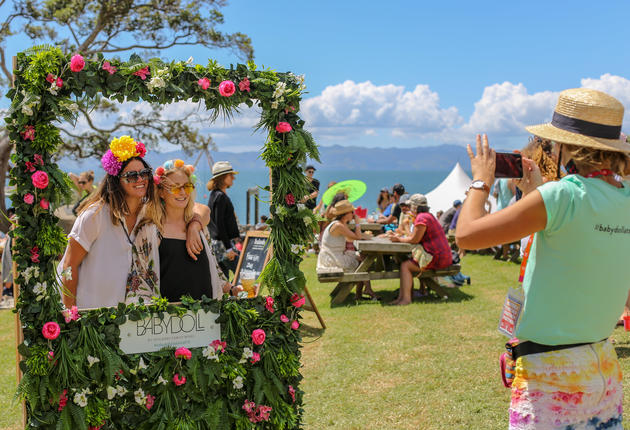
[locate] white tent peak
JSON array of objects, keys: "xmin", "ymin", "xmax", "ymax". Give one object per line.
[{"xmin": 425, "ymin": 163, "xmax": 472, "ymax": 215}]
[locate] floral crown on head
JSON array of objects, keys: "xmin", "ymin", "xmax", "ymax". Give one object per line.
[
  {"xmin": 153, "ymin": 159, "xmax": 197, "ymax": 185},
  {"xmin": 101, "ymin": 136, "xmax": 147, "ymax": 176}
]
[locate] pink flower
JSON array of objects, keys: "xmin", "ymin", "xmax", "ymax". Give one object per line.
[
  {"xmin": 242, "ymin": 399, "xmax": 256, "ymax": 414},
  {"xmin": 280, "ymin": 314, "xmax": 289, "ymax": 323},
  {"xmin": 31, "ymin": 170, "xmax": 49, "ymax": 189},
  {"xmin": 42, "ymin": 322, "xmax": 61, "ymax": 340},
  {"xmin": 288, "ymin": 385, "xmax": 295, "ymax": 403},
  {"xmin": 30, "ymin": 246, "xmax": 40, "ymax": 263},
  {"xmin": 290, "ymin": 293, "xmax": 305, "ymax": 308},
  {"xmin": 145, "ymin": 394, "xmax": 155, "ymax": 410},
  {"xmin": 153, "ymin": 175, "xmax": 161, "ymax": 185},
  {"xmin": 275, "ymin": 122, "xmax": 292, "ymax": 133},
  {"xmin": 255, "ymin": 405, "xmax": 272, "ymax": 422},
  {"xmin": 25, "ymin": 161, "xmax": 36, "ymax": 172},
  {"xmin": 88, "ymin": 424, "xmax": 104, "ymax": 430},
  {"xmin": 265, "ymin": 296, "xmax": 275, "ymax": 313},
  {"xmin": 21, "ymin": 125, "xmax": 35, "ymax": 141},
  {"xmin": 133, "ymin": 66, "xmax": 150, "ymax": 80},
  {"xmin": 135, "ymin": 141, "xmax": 146, "ymax": 158},
  {"xmin": 23, "ymin": 193, "xmax": 34, "ymax": 205},
  {"xmin": 101, "ymin": 150, "xmax": 122, "ymax": 176},
  {"xmin": 102, "ymin": 61, "xmax": 117, "ymax": 75},
  {"xmin": 56, "ymin": 77, "xmax": 63, "ymax": 88},
  {"xmin": 58, "ymin": 389, "xmax": 68, "ymax": 411},
  {"xmin": 198, "ymin": 77, "xmax": 211, "ymax": 90},
  {"xmin": 48, "ymin": 351, "xmax": 55, "ymax": 361},
  {"xmin": 251, "ymin": 329, "xmax": 266, "ymax": 345},
  {"xmin": 46, "ymin": 73, "xmax": 55, "ymax": 83},
  {"xmin": 62, "ymin": 306, "xmax": 79, "ymax": 323},
  {"xmin": 218, "ymin": 80, "xmax": 236, "ymax": 97},
  {"xmin": 70, "ymin": 54, "xmax": 85, "ymax": 72},
  {"xmin": 173, "ymin": 373, "xmax": 186, "ymax": 386},
  {"xmin": 239, "ymin": 77, "xmax": 250, "ymax": 92},
  {"xmin": 285, "ymin": 193, "xmax": 295, "ymax": 206},
  {"xmin": 33, "ymin": 154, "xmax": 44, "ymax": 165},
  {"xmin": 40, "ymin": 198, "xmax": 49, "ymax": 210},
  {"xmin": 251, "ymin": 352, "xmax": 260, "ymax": 364},
  {"xmin": 210, "ymin": 339, "xmax": 227, "ymax": 353},
  {"xmin": 291, "ymin": 320, "xmax": 300, "ymax": 330},
  {"xmin": 175, "ymin": 347, "xmax": 192, "ymax": 360}
]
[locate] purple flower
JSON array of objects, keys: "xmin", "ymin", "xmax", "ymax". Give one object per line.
[{"xmin": 101, "ymin": 150, "xmax": 122, "ymax": 176}]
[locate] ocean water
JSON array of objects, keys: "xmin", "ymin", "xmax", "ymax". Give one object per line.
[{"xmin": 193, "ymin": 169, "xmax": 459, "ymax": 224}]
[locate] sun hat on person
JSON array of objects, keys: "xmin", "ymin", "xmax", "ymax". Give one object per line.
[
  {"xmin": 408, "ymin": 193, "xmax": 428, "ymax": 208},
  {"xmin": 399, "ymin": 194, "xmax": 411, "ymax": 206},
  {"xmin": 331, "ymin": 200, "xmax": 355, "ymax": 216},
  {"xmin": 453, "ymin": 200, "xmax": 462, "ymax": 207},
  {"xmin": 210, "ymin": 161, "xmax": 239, "ymax": 180},
  {"xmin": 525, "ymin": 88, "xmax": 630, "ymax": 153}
]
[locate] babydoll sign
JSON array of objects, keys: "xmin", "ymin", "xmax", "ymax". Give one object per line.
[{"xmin": 119, "ymin": 310, "xmax": 221, "ymax": 354}]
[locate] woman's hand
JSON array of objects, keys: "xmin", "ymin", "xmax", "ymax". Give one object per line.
[
  {"xmin": 390, "ymin": 236, "xmax": 400, "ymax": 242},
  {"xmin": 467, "ymin": 134, "xmax": 496, "ymax": 186},
  {"xmin": 186, "ymin": 220, "xmax": 203, "ymax": 260},
  {"xmin": 515, "ymin": 158, "xmax": 544, "ymax": 196}
]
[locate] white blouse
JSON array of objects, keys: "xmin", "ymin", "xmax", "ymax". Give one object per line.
[{"xmin": 62, "ymin": 203, "xmax": 141, "ymax": 309}]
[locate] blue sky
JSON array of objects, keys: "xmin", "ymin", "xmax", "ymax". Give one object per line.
[{"xmin": 4, "ymin": 0, "xmax": 630, "ymax": 152}]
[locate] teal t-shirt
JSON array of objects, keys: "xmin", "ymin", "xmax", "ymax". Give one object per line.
[{"xmin": 515, "ymin": 175, "xmax": 630, "ymax": 345}]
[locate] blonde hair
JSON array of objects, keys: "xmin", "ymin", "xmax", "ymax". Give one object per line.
[
  {"xmin": 145, "ymin": 163, "xmax": 196, "ymax": 232},
  {"xmin": 563, "ymin": 144, "xmax": 629, "ymax": 176},
  {"xmin": 522, "ymin": 136, "xmax": 560, "ymax": 180}
]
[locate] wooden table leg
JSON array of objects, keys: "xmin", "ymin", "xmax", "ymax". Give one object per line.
[
  {"xmin": 422, "ymin": 277, "xmax": 449, "ymax": 299},
  {"xmin": 329, "ymin": 254, "xmax": 377, "ymax": 304}
]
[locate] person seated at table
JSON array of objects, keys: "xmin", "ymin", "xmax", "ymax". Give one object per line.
[
  {"xmin": 377, "ymin": 183, "xmax": 405, "ymax": 231},
  {"xmin": 390, "ymin": 194, "xmax": 452, "ymax": 305},
  {"xmin": 394, "ymin": 194, "xmax": 412, "ymax": 236},
  {"xmin": 317, "ymin": 200, "xmax": 378, "ymax": 300},
  {"xmin": 377, "ymin": 187, "xmax": 391, "ymax": 213}
]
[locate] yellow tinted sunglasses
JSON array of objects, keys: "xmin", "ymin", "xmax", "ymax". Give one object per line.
[{"xmin": 165, "ymin": 183, "xmax": 195, "ymax": 195}]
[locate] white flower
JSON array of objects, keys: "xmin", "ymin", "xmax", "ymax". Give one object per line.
[
  {"xmin": 185, "ymin": 56, "xmax": 194, "ymax": 65},
  {"xmin": 147, "ymin": 76, "xmax": 166, "ymax": 92},
  {"xmin": 271, "ymin": 101, "xmax": 278, "ymax": 109},
  {"xmin": 233, "ymin": 375, "xmax": 244, "ymax": 389},
  {"xmin": 157, "ymin": 375, "xmax": 169, "ymax": 385},
  {"xmin": 21, "ymin": 104, "xmax": 33, "ymax": 116},
  {"xmin": 134, "ymin": 389, "xmax": 146, "ymax": 405},
  {"xmin": 22, "ymin": 266, "xmax": 40, "ymax": 284},
  {"xmin": 106, "ymin": 386, "xmax": 117, "ymax": 400},
  {"xmin": 138, "ymin": 357, "xmax": 148, "ymax": 370},
  {"xmin": 273, "ymin": 81, "xmax": 287, "ymax": 99},
  {"xmin": 87, "ymin": 355, "xmax": 100, "ymax": 367},
  {"xmin": 202, "ymin": 346, "xmax": 219, "ymax": 361},
  {"xmin": 66, "ymin": 103, "xmax": 79, "ymax": 113},
  {"xmin": 61, "ymin": 267, "xmax": 72, "ymax": 281},
  {"xmin": 297, "ymin": 203, "xmax": 306, "ymax": 211},
  {"xmin": 116, "ymin": 385, "xmax": 127, "ymax": 397},
  {"xmin": 239, "ymin": 347, "xmax": 253, "ymax": 363},
  {"xmin": 32, "ymin": 282, "xmax": 46, "ymax": 298},
  {"xmin": 303, "ymin": 216, "xmax": 312, "ymax": 226},
  {"xmin": 48, "ymin": 86, "xmax": 58, "ymax": 96},
  {"xmin": 73, "ymin": 388, "xmax": 90, "ymax": 407},
  {"xmin": 290, "ymin": 244, "xmax": 301, "ymax": 255}
]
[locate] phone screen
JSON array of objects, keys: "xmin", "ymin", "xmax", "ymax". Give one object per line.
[{"xmin": 495, "ymin": 152, "xmax": 523, "ymax": 178}]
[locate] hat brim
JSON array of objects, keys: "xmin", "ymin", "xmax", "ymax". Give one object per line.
[
  {"xmin": 211, "ymin": 169, "xmax": 239, "ymax": 180},
  {"xmin": 332, "ymin": 205, "xmax": 355, "ymax": 216},
  {"xmin": 525, "ymin": 123, "xmax": 630, "ymax": 153}
]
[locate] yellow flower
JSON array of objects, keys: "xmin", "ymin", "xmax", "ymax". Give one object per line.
[
  {"xmin": 110, "ymin": 136, "xmax": 138, "ymax": 162},
  {"xmin": 174, "ymin": 159, "xmax": 185, "ymax": 168}
]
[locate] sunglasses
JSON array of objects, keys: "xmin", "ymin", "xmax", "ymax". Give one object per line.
[
  {"xmin": 165, "ymin": 183, "xmax": 195, "ymax": 195},
  {"xmin": 120, "ymin": 168, "xmax": 152, "ymax": 183},
  {"xmin": 306, "ymin": 170, "xmax": 314, "ymax": 174},
  {"xmin": 78, "ymin": 181, "xmax": 87, "ymax": 185}
]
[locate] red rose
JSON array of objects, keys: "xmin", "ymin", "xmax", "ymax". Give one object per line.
[
  {"xmin": 290, "ymin": 293, "xmax": 305, "ymax": 308},
  {"xmin": 275, "ymin": 122, "xmax": 292, "ymax": 133},
  {"xmin": 251, "ymin": 328, "xmax": 266, "ymax": 345},
  {"xmin": 175, "ymin": 347, "xmax": 192, "ymax": 360},
  {"xmin": 265, "ymin": 296, "xmax": 275, "ymax": 313},
  {"xmin": 70, "ymin": 54, "xmax": 85, "ymax": 72},
  {"xmin": 218, "ymin": 80, "xmax": 236, "ymax": 97},
  {"xmin": 31, "ymin": 170, "xmax": 49, "ymax": 189},
  {"xmin": 42, "ymin": 322, "xmax": 60, "ymax": 340}
]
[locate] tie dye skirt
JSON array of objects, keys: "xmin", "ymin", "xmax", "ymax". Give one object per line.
[{"xmin": 509, "ymin": 339, "xmax": 623, "ymax": 430}]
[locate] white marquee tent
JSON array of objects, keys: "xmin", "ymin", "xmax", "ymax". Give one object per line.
[{"xmin": 425, "ymin": 163, "xmax": 497, "ymax": 215}]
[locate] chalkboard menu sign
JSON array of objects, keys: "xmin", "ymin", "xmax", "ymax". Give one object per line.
[{"xmin": 234, "ymin": 230, "xmax": 272, "ymax": 286}]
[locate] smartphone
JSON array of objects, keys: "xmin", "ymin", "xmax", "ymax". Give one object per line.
[{"xmin": 495, "ymin": 152, "xmax": 523, "ymax": 178}]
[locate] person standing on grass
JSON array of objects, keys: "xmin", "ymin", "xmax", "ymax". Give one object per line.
[
  {"xmin": 457, "ymin": 88, "xmax": 630, "ymax": 429},
  {"xmin": 302, "ymin": 165, "xmax": 320, "ymax": 211}
]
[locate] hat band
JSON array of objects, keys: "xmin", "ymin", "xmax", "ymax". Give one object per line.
[
  {"xmin": 213, "ymin": 168, "xmax": 233, "ymax": 176},
  {"xmin": 551, "ymin": 111, "xmax": 621, "ymax": 140}
]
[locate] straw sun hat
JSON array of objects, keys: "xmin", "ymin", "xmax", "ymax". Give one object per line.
[
  {"xmin": 526, "ymin": 88, "xmax": 630, "ymax": 153},
  {"xmin": 331, "ymin": 200, "xmax": 355, "ymax": 216}
]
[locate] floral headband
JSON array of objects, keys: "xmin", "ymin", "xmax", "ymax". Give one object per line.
[
  {"xmin": 101, "ymin": 136, "xmax": 147, "ymax": 176},
  {"xmin": 153, "ymin": 159, "xmax": 197, "ymax": 185}
]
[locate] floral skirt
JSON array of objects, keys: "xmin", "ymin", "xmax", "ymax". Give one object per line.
[{"xmin": 509, "ymin": 339, "xmax": 623, "ymax": 429}]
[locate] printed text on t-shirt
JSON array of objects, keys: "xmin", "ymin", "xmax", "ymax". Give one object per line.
[{"xmin": 594, "ymin": 224, "xmax": 630, "ymax": 235}]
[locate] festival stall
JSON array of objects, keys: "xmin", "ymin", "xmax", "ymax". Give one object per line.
[{"xmin": 6, "ymin": 48, "xmax": 317, "ymax": 429}]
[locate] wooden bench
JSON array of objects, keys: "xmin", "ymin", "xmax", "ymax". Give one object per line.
[{"xmin": 416, "ymin": 264, "xmax": 461, "ymax": 298}]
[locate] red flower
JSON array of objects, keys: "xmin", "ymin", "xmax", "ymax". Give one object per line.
[
  {"xmin": 175, "ymin": 347, "xmax": 192, "ymax": 360},
  {"xmin": 135, "ymin": 141, "xmax": 146, "ymax": 158},
  {"xmin": 46, "ymin": 73, "xmax": 55, "ymax": 83},
  {"xmin": 251, "ymin": 352, "xmax": 260, "ymax": 364},
  {"xmin": 56, "ymin": 77, "xmax": 63, "ymax": 88},
  {"xmin": 31, "ymin": 170, "xmax": 49, "ymax": 189},
  {"xmin": 290, "ymin": 293, "xmax": 305, "ymax": 308},
  {"xmin": 265, "ymin": 296, "xmax": 275, "ymax": 313},
  {"xmin": 70, "ymin": 54, "xmax": 85, "ymax": 72},
  {"xmin": 133, "ymin": 66, "xmax": 150, "ymax": 80},
  {"xmin": 25, "ymin": 161, "xmax": 36, "ymax": 172},
  {"xmin": 33, "ymin": 154, "xmax": 44, "ymax": 165},
  {"xmin": 239, "ymin": 77, "xmax": 250, "ymax": 92},
  {"xmin": 291, "ymin": 320, "xmax": 300, "ymax": 330},
  {"xmin": 285, "ymin": 193, "xmax": 295, "ymax": 206},
  {"xmin": 102, "ymin": 61, "xmax": 117, "ymax": 75},
  {"xmin": 21, "ymin": 125, "xmax": 35, "ymax": 141},
  {"xmin": 30, "ymin": 246, "xmax": 40, "ymax": 263},
  {"xmin": 40, "ymin": 198, "xmax": 49, "ymax": 210},
  {"xmin": 210, "ymin": 339, "xmax": 227, "ymax": 353},
  {"xmin": 198, "ymin": 77, "xmax": 211, "ymax": 90},
  {"xmin": 146, "ymin": 394, "xmax": 155, "ymax": 410},
  {"xmin": 251, "ymin": 329, "xmax": 266, "ymax": 345},
  {"xmin": 58, "ymin": 389, "xmax": 68, "ymax": 411},
  {"xmin": 275, "ymin": 122, "xmax": 292, "ymax": 133},
  {"xmin": 42, "ymin": 321, "xmax": 60, "ymax": 340},
  {"xmin": 288, "ymin": 385, "xmax": 296, "ymax": 403},
  {"xmin": 173, "ymin": 373, "xmax": 186, "ymax": 386},
  {"xmin": 218, "ymin": 80, "xmax": 236, "ymax": 97},
  {"xmin": 280, "ymin": 314, "xmax": 289, "ymax": 323}
]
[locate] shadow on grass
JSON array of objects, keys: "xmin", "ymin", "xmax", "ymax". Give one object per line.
[
  {"xmin": 614, "ymin": 345, "xmax": 630, "ymax": 359},
  {"xmin": 329, "ymin": 285, "xmax": 475, "ymax": 308},
  {"xmin": 299, "ymin": 322, "xmax": 325, "ymax": 339}
]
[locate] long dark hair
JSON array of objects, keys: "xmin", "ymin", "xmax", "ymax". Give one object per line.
[{"xmin": 78, "ymin": 157, "xmax": 154, "ymax": 224}]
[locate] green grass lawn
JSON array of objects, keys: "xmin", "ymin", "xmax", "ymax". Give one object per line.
[{"xmin": 2, "ymin": 254, "xmax": 630, "ymax": 429}]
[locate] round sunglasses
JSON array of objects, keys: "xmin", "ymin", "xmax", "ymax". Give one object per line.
[{"xmin": 120, "ymin": 168, "xmax": 152, "ymax": 183}]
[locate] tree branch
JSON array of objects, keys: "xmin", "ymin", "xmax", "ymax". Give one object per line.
[
  {"xmin": 99, "ymin": 34, "xmax": 198, "ymax": 53},
  {"xmin": 0, "ymin": 45, "xmax": 13, "ymax": 84}
]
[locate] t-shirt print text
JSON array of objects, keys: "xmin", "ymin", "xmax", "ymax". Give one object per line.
[{"xmin": 594, "ymin": 224, "xmax": 630, "ymax": 235}]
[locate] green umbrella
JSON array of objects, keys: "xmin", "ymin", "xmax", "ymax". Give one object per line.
[{"xmin": 321, "ymin": 180, "xmax": 367, "ymax": 206}]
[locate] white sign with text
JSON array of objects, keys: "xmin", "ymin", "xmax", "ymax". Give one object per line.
[{"xmin": 119, "ymin": 309, "xmax": 221, "ymax": 354}]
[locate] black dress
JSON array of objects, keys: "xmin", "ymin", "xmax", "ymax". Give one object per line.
[
  {"xmin": 159, "ymin": 238, "xmax": 212, "ymax": 301},
  {"xmin": 208, "ymin": 190, "xmax": 240, "ymax": 249}
]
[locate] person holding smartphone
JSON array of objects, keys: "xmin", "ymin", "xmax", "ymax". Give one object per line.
[{"xmin": 457, "ymin": 88, "xmax": 630, "ymax": 429}]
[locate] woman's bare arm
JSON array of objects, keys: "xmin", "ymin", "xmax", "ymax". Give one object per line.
[
  {"xmin": 61, "ymin": 238, "xmax": 88, "ymax": 308},
  {"xmin": 390, "ymin": 225, "xmax": 425, "ymax": 244}
]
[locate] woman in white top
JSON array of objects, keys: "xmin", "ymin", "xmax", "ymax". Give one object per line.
[
  {"xmin": 316, "ymin": 200, "xmax": 377, "ymax": 300},
  {"xmin": 60, "ymin": 137, "xmax": 209, "ymax": 309}
]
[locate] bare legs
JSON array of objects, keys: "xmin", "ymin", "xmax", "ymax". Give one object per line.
[
  {"xmin": 391, "ymin": 259, "xmax": 421, "ymax": 305},
  {"xmin": 355, "ymin": 281, "xmax": 377, "ymax": 300}
]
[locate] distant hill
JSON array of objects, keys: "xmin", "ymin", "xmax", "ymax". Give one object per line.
[{"xmin": 58, "ymin": 144, "xmax": 471, "ymax": 173}]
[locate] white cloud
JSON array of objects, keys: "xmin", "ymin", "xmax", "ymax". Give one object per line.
[{"xmin": 580, "ymin": 74, "xmax": 630, "ymax": 126}]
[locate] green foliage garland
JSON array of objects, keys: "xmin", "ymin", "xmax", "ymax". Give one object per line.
[{"xmin": 5, "ymin": 46, "xmax": 319, "ymax": 429}]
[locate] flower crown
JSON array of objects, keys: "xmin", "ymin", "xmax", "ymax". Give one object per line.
[
  {"xmin": 101, "ymin": 136, "xmax": 147, "ymax": 176},
  {"xmin": 153, "ymin": 159, "xmax": 197, "ymax": 185}
]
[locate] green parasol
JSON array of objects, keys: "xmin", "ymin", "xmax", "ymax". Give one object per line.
[{"xmin": 321, "ymin": 180, "xmax": 367, "ymax": 206}]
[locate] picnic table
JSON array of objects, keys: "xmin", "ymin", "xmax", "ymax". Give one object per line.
[
  {"xmin": 347, "ymin": 221, "xmax": 384, "ymax": 233},
  {"xmin": 318, "ymin": 237, "xmax": 461, "ymax": 304}
]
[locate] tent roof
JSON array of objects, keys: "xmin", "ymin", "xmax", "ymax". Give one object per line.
[{"xmin": 425, "ymin": 163, "xmax": 472, "ymax": 214}]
